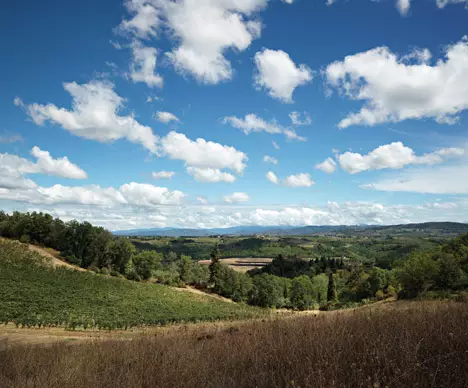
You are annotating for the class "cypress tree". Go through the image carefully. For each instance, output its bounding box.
[327,271,337,302]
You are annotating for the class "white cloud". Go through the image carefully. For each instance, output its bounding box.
[266,171,314,187]
[30,147,87,179]
[0,147,87,191]
[197,196,209,205]
[223,192,250,203]
[315,157,337,174]
[338,142,464,174]
[282,0,294,3]
[284,173,315,188]
[37,185,126,206]
[325,36,468,128]
[119,0,160,39]
[129,43,163,88]
[436,0,468,8]
[266,171,279,185]
[263,155,278,165]
[362,165,468,194]
[119,182,185,206]
[161,131,247,174]
[272,141,280,150]
[396,0,411,15]
[155,111,179,124]
[152,171,175,179]
[289,111,311,126]
[186,167,236,183]
[19,81,159,153]
[223,114,306,141]
[254,48,312,103]
[159,0,268,83]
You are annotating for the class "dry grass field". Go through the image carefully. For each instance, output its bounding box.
[198,257,273,272]
[2,300,468,388]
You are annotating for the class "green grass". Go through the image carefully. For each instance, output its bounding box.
[0,240,266,330]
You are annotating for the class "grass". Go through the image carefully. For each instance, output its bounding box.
[1,300,468,387]
[0,239,266,330]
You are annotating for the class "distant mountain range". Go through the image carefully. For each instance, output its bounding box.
[113,222,468,237]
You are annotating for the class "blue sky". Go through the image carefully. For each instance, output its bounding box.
[1,0,468,229]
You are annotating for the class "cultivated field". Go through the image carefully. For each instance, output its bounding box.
[198,257,273,272]
[1,300,467,387]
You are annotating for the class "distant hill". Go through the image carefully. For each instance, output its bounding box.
[114,222,468,237]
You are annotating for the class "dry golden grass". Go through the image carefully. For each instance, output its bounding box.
[1,300,468,388]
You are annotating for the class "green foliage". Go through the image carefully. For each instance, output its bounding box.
[133,251,163,280]
[290,276,315,310]
[178,255,192,283]
[249,274,285,308]
[396,252,439,297]
[327,272,337,302]
[0,240,265,329]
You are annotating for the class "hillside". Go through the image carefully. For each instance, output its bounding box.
[0,239,265,330]
[114,222,468,237]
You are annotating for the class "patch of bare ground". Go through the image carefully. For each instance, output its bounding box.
[172,286,235,303]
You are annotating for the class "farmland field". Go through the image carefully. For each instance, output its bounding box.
[198,257,273,273]
[0,239,266,330]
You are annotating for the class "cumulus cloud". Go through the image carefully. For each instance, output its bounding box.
[325,36,468,128]
[315,157,337,174]
[223,192,250,203]
[128,0,267,84]
[119,0,160,38]
[129,42,163,88]
[155,111,179,124]
[362,165,468,194]
[119,182,185,206]
[289,111,311,126]
[30,147,88,179]
[152,171,175,179]
[197,196,209,205]
[186,167,236,183]
[338,142,464,174]
[272,141,280,150]
[161,131,247,174]
[284,173,315,187]
[19,81,159,153]
[266,171,314,187]
[223,114,306,141]
[0,147,87,191]
[254,48,312,102]
[263,155,278,165]
[266,171,279,185]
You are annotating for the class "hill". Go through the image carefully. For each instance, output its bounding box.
[114,222,468,237]
[0,239,265,330]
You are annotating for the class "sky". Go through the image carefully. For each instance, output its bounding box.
[1,0,468,230]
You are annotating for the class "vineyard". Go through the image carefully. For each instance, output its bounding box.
[0,240,266,330]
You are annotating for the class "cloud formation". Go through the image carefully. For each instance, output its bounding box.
[17,81,159,153]
[223,114,306,141]
[325,36,468,128]
[338,142,464,174]
[254,48,312,102]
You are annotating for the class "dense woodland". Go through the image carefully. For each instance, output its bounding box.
[1,211,468,312]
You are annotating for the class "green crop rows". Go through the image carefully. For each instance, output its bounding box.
[0,240,266,330]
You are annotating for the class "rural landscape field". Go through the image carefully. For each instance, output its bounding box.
[2,0,468,386]
[2,211,468,387]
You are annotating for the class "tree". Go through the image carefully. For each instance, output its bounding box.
[327,272,337,302]
[209,244,221,286]
[396,252,439,297]
[133,251,163,280]
[290,276,315,310]
[178,255,192,283]
[107,238,135,275]
[249,274,284,308]
[434,252,463,289]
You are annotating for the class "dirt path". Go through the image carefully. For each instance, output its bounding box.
[172,286,235,303]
